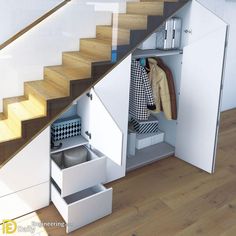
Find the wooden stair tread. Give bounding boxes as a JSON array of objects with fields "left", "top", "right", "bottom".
[
  {"left": 8, "top": 100, "right": 45, "bottom": 121},
  {"left": 115, "top": 13, "right": 148, "bottom": 30},
  {"left": 96, "top": 25, "right": 131, "bottom": 31},
  {"left": 3, "top": 96, "right": 27, "bottom": 114},
  {"left": 80, "top": 38, "right": 112, "bottom": 60},
  {"left": 25, "top": 80, "right": 67, "bottom": 100},
  {"left": 127, "top": 2, "right": 164, "bottom": 16},
  {"left": 3, "top": 96, "right": 26, "bottom": 105},
  {"left": 45, "top": 65, "right": 90, "bottom": 81},
  {"left": 63, "top": 51, "right": 109, "bottom": 64},
  {"left": 80, "top": 38, "right": 112, "bottom": 47},
  {"left": 96, "top": 25, "right": 130, "bottom": 45},
  {"left": 0, "top": 120, "right": 20, "bottom": 142}
]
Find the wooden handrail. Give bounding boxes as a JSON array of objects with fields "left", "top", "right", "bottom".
[{"left": 0, "top": 0, "right": 71, "bottom": 50}]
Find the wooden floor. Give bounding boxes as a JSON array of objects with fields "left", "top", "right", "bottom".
[{"left": 20, "top": 109, "right": 236, "bottom": 235}]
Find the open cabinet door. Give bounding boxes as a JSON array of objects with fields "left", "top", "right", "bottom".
[
  {"left": 175, "top": 25, "right": 227, "bottom": 173},
  {"left": 89, "top": 89, "right": 123, "bottom": 166}
]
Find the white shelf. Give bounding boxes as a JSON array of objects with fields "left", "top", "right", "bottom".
[
  {"left": 126, "top": 142, "right": 174, "bottom": 172},
  {"left": 51, "top": 135, "right": 89, "bottom": 154},
  {"left": 132, "top": 49, "right": 183, "bottom": 59}
]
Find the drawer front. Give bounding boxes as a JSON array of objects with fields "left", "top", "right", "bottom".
[
  {"left": 51, "top": 154, "right": 107, "bottom": 197},
  {"left": 0, "top": 182, "right": 49, "bottom": 222},
  {"left": 51, "top": 184, "right": 112, "bottom": 233}
]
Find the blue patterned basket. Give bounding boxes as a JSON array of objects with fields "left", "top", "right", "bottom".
[{"left": 51, "top": 115, "right": 81, "bottom": 142}]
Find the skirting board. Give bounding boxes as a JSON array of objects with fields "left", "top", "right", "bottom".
[
  {"left": 126, "top": 142, "right": 175, "bottom": 172},
  {"left": 0, "top": 181, "right": 49, "bottom": 222}
]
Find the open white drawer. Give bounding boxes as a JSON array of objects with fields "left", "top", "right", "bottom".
[
  {"left": 51, "top": 145, "right": 107, "bottom": 197},
  {"left": 51, "top": 183, "right": 112, "bottom": 233}
]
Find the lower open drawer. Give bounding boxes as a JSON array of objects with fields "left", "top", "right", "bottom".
[{"left": 51, "top": 183, "right": 112, "bottom": 233}]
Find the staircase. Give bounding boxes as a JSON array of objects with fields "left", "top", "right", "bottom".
[{"left": 0, "top": 0, "right": 188, "bottom": 166}]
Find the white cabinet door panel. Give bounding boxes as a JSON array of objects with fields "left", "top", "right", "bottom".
[
  {"left": 90, "top": 89, "right": 123, "bottom": 166},
  {"left": 175, "top": 26, "right": 227, "bottom": 173},
  {"left": 77, "top": 93, "right": 91, "bottom": 139},
  {"left": 179, "top": 0, "right": 227, "bottom": 48}
]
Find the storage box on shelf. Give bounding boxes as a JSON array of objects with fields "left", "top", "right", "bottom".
[
  {"left": 131, "top": 115, "right": 159, "bottom": 134},
  {"left": 51, "top": 115, "right": 81, "bottom": 142},
  {"left": 136, "top": 131, "right": 164, "bottom": 150}
]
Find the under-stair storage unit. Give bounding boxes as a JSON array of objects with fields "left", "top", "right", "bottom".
[
  {"left": 0, "top": 0, "right": 229, "bottom": 232},
  {"left": 127, "top": 0, "right": 228, "bottom": 174},
  {"left": 50, "top": 88, "right": 126, "bottom": 232}
]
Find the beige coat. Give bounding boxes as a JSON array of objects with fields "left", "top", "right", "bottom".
[{"left": 148, "top": 58, "right": 172, "bottom": 120}]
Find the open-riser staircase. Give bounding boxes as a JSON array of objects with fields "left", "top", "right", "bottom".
[{"left": 0, "top": 0, "right": 188, "bottom": 166}]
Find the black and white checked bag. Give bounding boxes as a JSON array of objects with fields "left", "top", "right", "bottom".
[
  {"left": 129, "top": 59, "right": 156, "bottom": 121},
  {"left": 131, "top": 115, "right": 159, "bottom": 134},
  {"left": 51, "top": 115, "right": 81, "bottom": 142}
]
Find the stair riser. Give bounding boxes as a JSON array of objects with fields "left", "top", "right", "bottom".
[
  {"left": 91, "top": 62, "right": 114, "bottom": 81},
  {"left": 96, "top": 27, "right": 130, "bottom": 46},
  {"left": 5, "top": 118, "right": 21, "bottom": 137},
  {"left": 80, "top": 41, "right": 111, "bottom": 60},
  {"left": 127, "top": 2, "right": 164, "bottom": 16},
  {"left": 24, "top": 84, "right": 47, "bottom": 115},
  {"left": 3, "top": 97, "right": 26, "bottom": 118},
  {"left": 70, "top": 79, "right": 93, "bottom": 99},
  {"left": 116, "top": 14, "right": 147, "bottom": 30},
  {"left": 44, "top": 69, "right": 70, "bottom": 94},
  {"left": 62, "top": 55, "right": 91, "bottom": 75},
  {"left": 147, "top": 15, "right": 164, "bottom": 33}
]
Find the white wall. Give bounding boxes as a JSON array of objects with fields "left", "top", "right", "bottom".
[
  {"left": 197, "top": 0, "right": 236, "bottom": 111},
  {"left": 0, "top": 0, "right": 63, "bottom": 44}
]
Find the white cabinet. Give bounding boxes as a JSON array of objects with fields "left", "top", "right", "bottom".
[
  {"left": 129, "top": 0, "right": 227, "bottom": 174},
  {"left": 51, "top": 88, "right": 125, "bottom": 232},
  {"left": 50, "top": 0, "right": 228, "bottom": 233}
]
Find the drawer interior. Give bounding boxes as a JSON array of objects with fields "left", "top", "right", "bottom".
[
  {"left": 64, "top": 185, "right": 106, "bottom": 204},
  {"left": 51, "top": 145, "right": 104, "bottom": 170}
]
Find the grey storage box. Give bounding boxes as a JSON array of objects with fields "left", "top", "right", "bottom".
[
  {"left": 156, "top": 17, "right": 182, "bottom": 50},
  {"left": 171, "top": 17, "right": 182, "bottom": 49},
  {"left": 136, "top": 131, "right": 164, "bottom": 149},
  {"left": 156, "top": 19, "right": 173, "bottom": 50},
  {"left": 131, "top": 115, "right": 159, "bottom": 134}
]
